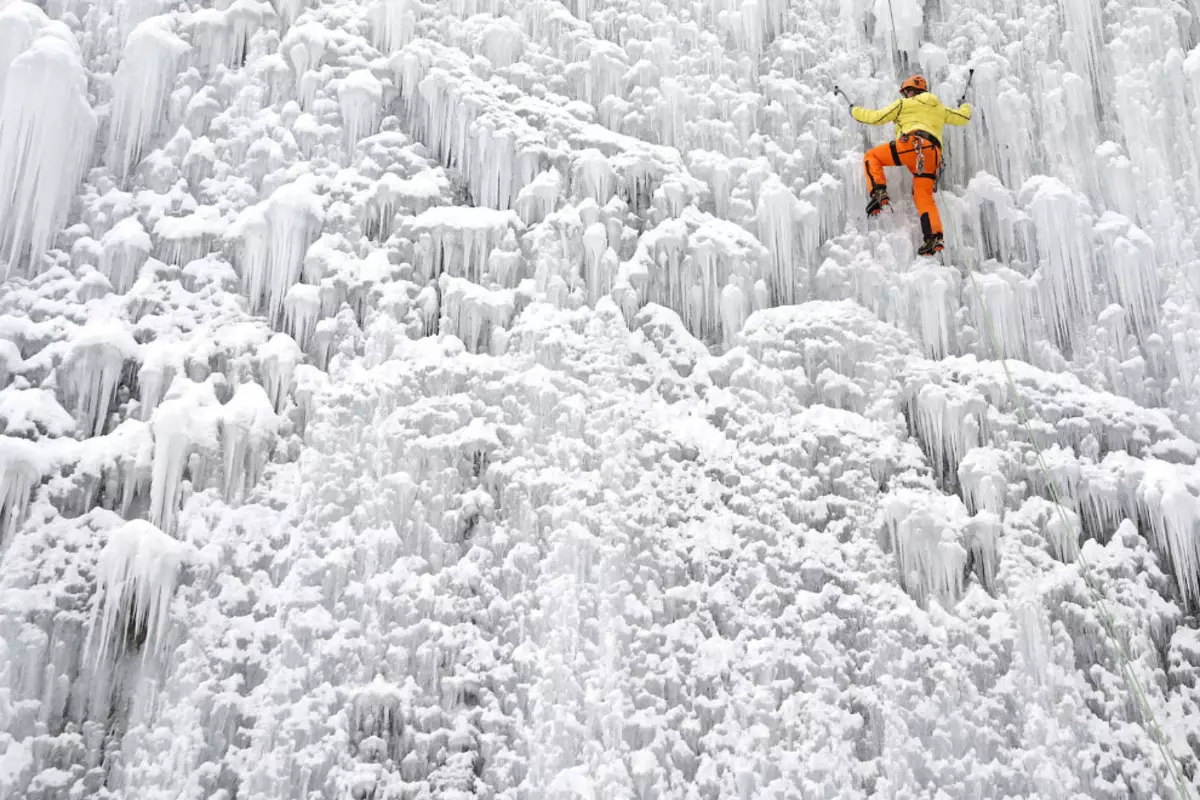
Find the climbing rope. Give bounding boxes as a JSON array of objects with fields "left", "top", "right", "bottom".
[
  {"left": 883, "top": 0, "right": 906, "bottom": 75},
  {"left": 961, "top": 255, "right": 1196, "bottom": 800}
]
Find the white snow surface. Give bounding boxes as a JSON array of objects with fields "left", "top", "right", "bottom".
[{"left": 0, "top": 0, "right": 1199, "bottom": 797}]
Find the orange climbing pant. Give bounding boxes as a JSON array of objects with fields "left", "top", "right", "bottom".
[{"left": 864, "top": 132, "right": 943, "bottom": 237}]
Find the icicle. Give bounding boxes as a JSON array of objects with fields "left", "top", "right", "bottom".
[
  {"left": 582, "top": 221, "right": 609, "bottom": 305},
  {"left": 85, "top": 519, "right": 190, "bottom": 667},
  {"left": 284, "top": 283, "right": 322, "bottom": 351},
  {"left": 571, "top": 149, "right": 614, "bottom": 206},
  {"left": 149, "top": 379, "right": 221, "bottom": 532},
  {"left": 0, "top": 31, "right": 96, "bottom": 272},
  {"left": 229, "top": 180, "right": 325, "bottom": 327},
  {"left": 364, "top": 170, "right": 451, "bottom": 239},
  {"left": 1015, "top": 599, "right": 1052, "bottom": 686},
  {"left": 401, "top": 206, "right": 521, "bottom": 284},
  {"left": 476, "top": 16, "right": 524, "bottom": 67},
  {"left": 59, "top": 320, "right": 139, "bottom": 439},
  {"left": 1045, "top": 506, "right": 1082, "bottom": 563},
  {"left": 909, "top": 381, "right": 985, "bottom": 491},
  {"left": 1094, "top": 142, "right": 1141, "bottom": 227},
  {"left": 338, "top": 69, "right": 384, "bottom": 152},
  {"left": 220, "top": 382, "right": 279, "bottom": 503},
  {"left": 270, "top": 0, "right": 307, "bottom": 29},
  {"left": 965, "top": 267, "right": 1032, "bottom": 361},
  {"left": 117, "top": 0, "right": 166, "bottom": 42},
  {"left": 0, "top": 1, "right": 44, "bottom": 92},
  {"left": 0, "top": 339, "right": 22, "bottom": 389},
  {"left": 370, "top": 0, "right": 417, "bottom": 54},
  {"left": 1136, "top": 462, "right": 1200, "bottom": 610},
  {"left": 349, "top": 677, "right": 407, "bottom": 761},
  {"left": 1020, "top": 176, "right": 1094, "bottom": 357},
  {"left": 720, "top": 280, "right": 747, "bottom": 347},
  {"left": 966, "top": 512, "right": 1001, "bottom": 593},
  {"left": 1059, "top": 0, "right": 1105, "bottom": 112},
  {"left": 957, "top": 447, "right": 1011, "bottom": 517},
  {"left": 0, "top": 435, "right": 42, "bottom": 544},
  {"left": 186, "top": 8, "right": 233, "bottom": 74},
  {"left": 258, "top": 333, "right": 302, "bottom": 413},
  {"left": 871, "top": 0, "right": 923, "bottom": 64},
  {"left": 439, "top": 275, "right": 516, "bottom": 354},
  {"left": 225, "top": 0, "right": 267, "bottom": 66},
  {"left": 483, "top": 229, "right": 522, "bottom": 289},
  {"left": 108, "top": 16, "right": 189, "bottom": 179},
  {"left": 100, "top": 216, "right": 152, "bottom": 294},
  {"left": 755, "top": 176, "right": 806, "bottom": 307},
  {"left": 281, "top": 22, "right": 328, "bottom": 108},
  {"left": 154, "top": 206, "right": 226, "bottom": 267},
  {"left": 1095, "top": 213, "right": 1160, "bottom": 342},
  {"left": 883, "top": 489, "right": 969, "bottom": 607},
  {"left": 515, "top": 168, "right": 561, "bottom": 226},
  {"left": 137, "top": 340, "right": 180, "bottom": 422},
  {"left": 905, "top": 265, "right": 957, "bottom": 359}
]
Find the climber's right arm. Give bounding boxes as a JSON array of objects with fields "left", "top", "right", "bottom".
[
  {"left": 946, "top": 103, "right": 973, "bottom": 125},
  {"left": 851, "top": 100, "right": 902, "bottom": 125}
]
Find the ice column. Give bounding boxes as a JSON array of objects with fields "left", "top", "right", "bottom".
[
  {"left": 0, "top": 436, "right": 42, "bottom": 544},
  {"left": 59, "top": 320, "right": 140, "bottom": 439},
  {"left": 231, "top": 180, "right": 325, "bottom": 328},
  {"left": 1022, "top": 177, "right": 1094, "bottom": 357},
  {"left": 338, "top": 69, "right": 384, "bottom": 152},
  {"left": 0, "top": 33, "right": 97, "bottom": 271},
  {"left": 100, "top": 216, "right": 153, "bottom": 294},
  {"left": 85, "top": 520, "right": 190, "bottom": 666},
  {"left": 370, "top": 0, "right": 417, "bottom": 54},
  {"left": 220, "top": 382, "right": 279, "bottom": 503},
  {"left": 258, "top": 333, "right": 303, "bottom": 413},
  {"left": 108, "top": 16, "right": 190, "bottom": 179},
  {"left": 883, "top": 490, "right": 969, "bottom": 607},
  {"left": 149, "top": 379, "right": 221, "bottom": 532}
]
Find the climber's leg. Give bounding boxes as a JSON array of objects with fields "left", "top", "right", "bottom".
[
  {"left": 912, "top": 174, "right": 942, "bottom": 237},
  {"left": 896, "top": 137, "right": 943, "bottom": 252},
  {"left": 864, "top": 141, "right": 898, "bottom": 216},
  {"left": 863, "top": 141, "right": 898, "bottom": 191}
]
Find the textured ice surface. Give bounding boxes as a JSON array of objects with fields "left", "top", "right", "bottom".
[{"left": 0, "top": 0, "right": 1199, "bottom": 796}]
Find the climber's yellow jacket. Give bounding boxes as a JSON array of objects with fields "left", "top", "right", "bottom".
[{"left": 851, "top": 92, "right": 972, "bottom": 144}]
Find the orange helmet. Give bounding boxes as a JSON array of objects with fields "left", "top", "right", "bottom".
[{"left": 900, "top": 75, "right": 928, "bottom": 95}]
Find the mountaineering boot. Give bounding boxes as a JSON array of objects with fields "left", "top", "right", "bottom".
[
  {"left": 918, "top": 233, "right": 944, "bottom": 256},
  {"left": 866, "top": 187, "right": 889, "bottom": 217}
]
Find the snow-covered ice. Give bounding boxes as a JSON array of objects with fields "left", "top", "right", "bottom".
[{"left": 1, "top": 0, "right": 1200, "bottom": 796}]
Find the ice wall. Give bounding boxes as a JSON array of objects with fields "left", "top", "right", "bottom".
[{"left": 0, "top": 0, "right": 1197, "bottom": 796}]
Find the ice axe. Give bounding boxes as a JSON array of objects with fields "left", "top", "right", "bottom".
[
  {"left": 833, "top": 84, "right": 854, "bottom": 110},
  {"left": 957, "top": 68, "right": 975, "bottom": 105}
]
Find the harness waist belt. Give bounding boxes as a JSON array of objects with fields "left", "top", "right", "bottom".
[{"left": 909, "top": 130, "right": 942, "bottom": 149}]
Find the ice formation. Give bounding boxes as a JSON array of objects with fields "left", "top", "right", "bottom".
[
  {"left": 85, "top": 519, "right": 190, "bottom": 665},
  {"left": 258, "top": 331, "right": 302, "bottom": 412},
  {"left": 0, "top": 435, "right": 41, "bottom": 544},
  {"left": 230, "top": 179, "right": 325, "bottom": 327},
  {"left": 883, "top": 489, "right": 969, "bottom": 606},
  {"left": 99, "top": 216, "right": 153, "bottom": 294},
  {"left": 219, "top": 381, "right": 279, "bottom": 502},
  {"left": 337, "top": 68, "right": 384, "bottom": 151},
  {"left": 148, "top": 378, "right": 221, "bottom": 532},
  {"left": 401, "top": 206, "right": 522, "bottom": 284},
  {"left": 57, "top": 319, "right": 139, "bottom": 438},
  {"left": 0, "top": 18, "right": 95, "bottom": 271},
  {"left": 107, "top": 16, "right": 190, "bottom": 179},
  {"left": 1, "top": 0, "right": 1200, "bottom": 796}
]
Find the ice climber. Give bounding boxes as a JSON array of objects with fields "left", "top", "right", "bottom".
[{"left": 851, "top": 75, "right": 973, "bottom": 256}]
